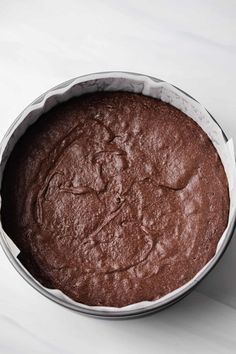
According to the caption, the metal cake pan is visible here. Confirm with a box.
[0,71,235,318]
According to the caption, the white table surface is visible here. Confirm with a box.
[1,0,236,353]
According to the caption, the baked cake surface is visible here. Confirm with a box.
[1,92,229,307]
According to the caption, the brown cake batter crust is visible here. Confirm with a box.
[1,92,229,307]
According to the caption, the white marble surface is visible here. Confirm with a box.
[1,0,236,352]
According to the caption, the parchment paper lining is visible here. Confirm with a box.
[1,72,236,313]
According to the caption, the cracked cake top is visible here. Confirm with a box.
[1,92,229,307]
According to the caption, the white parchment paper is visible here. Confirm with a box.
[1,72,236,314]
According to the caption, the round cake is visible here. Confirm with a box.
[1,92,229,307]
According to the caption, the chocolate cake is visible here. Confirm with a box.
[1,92,229,307]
